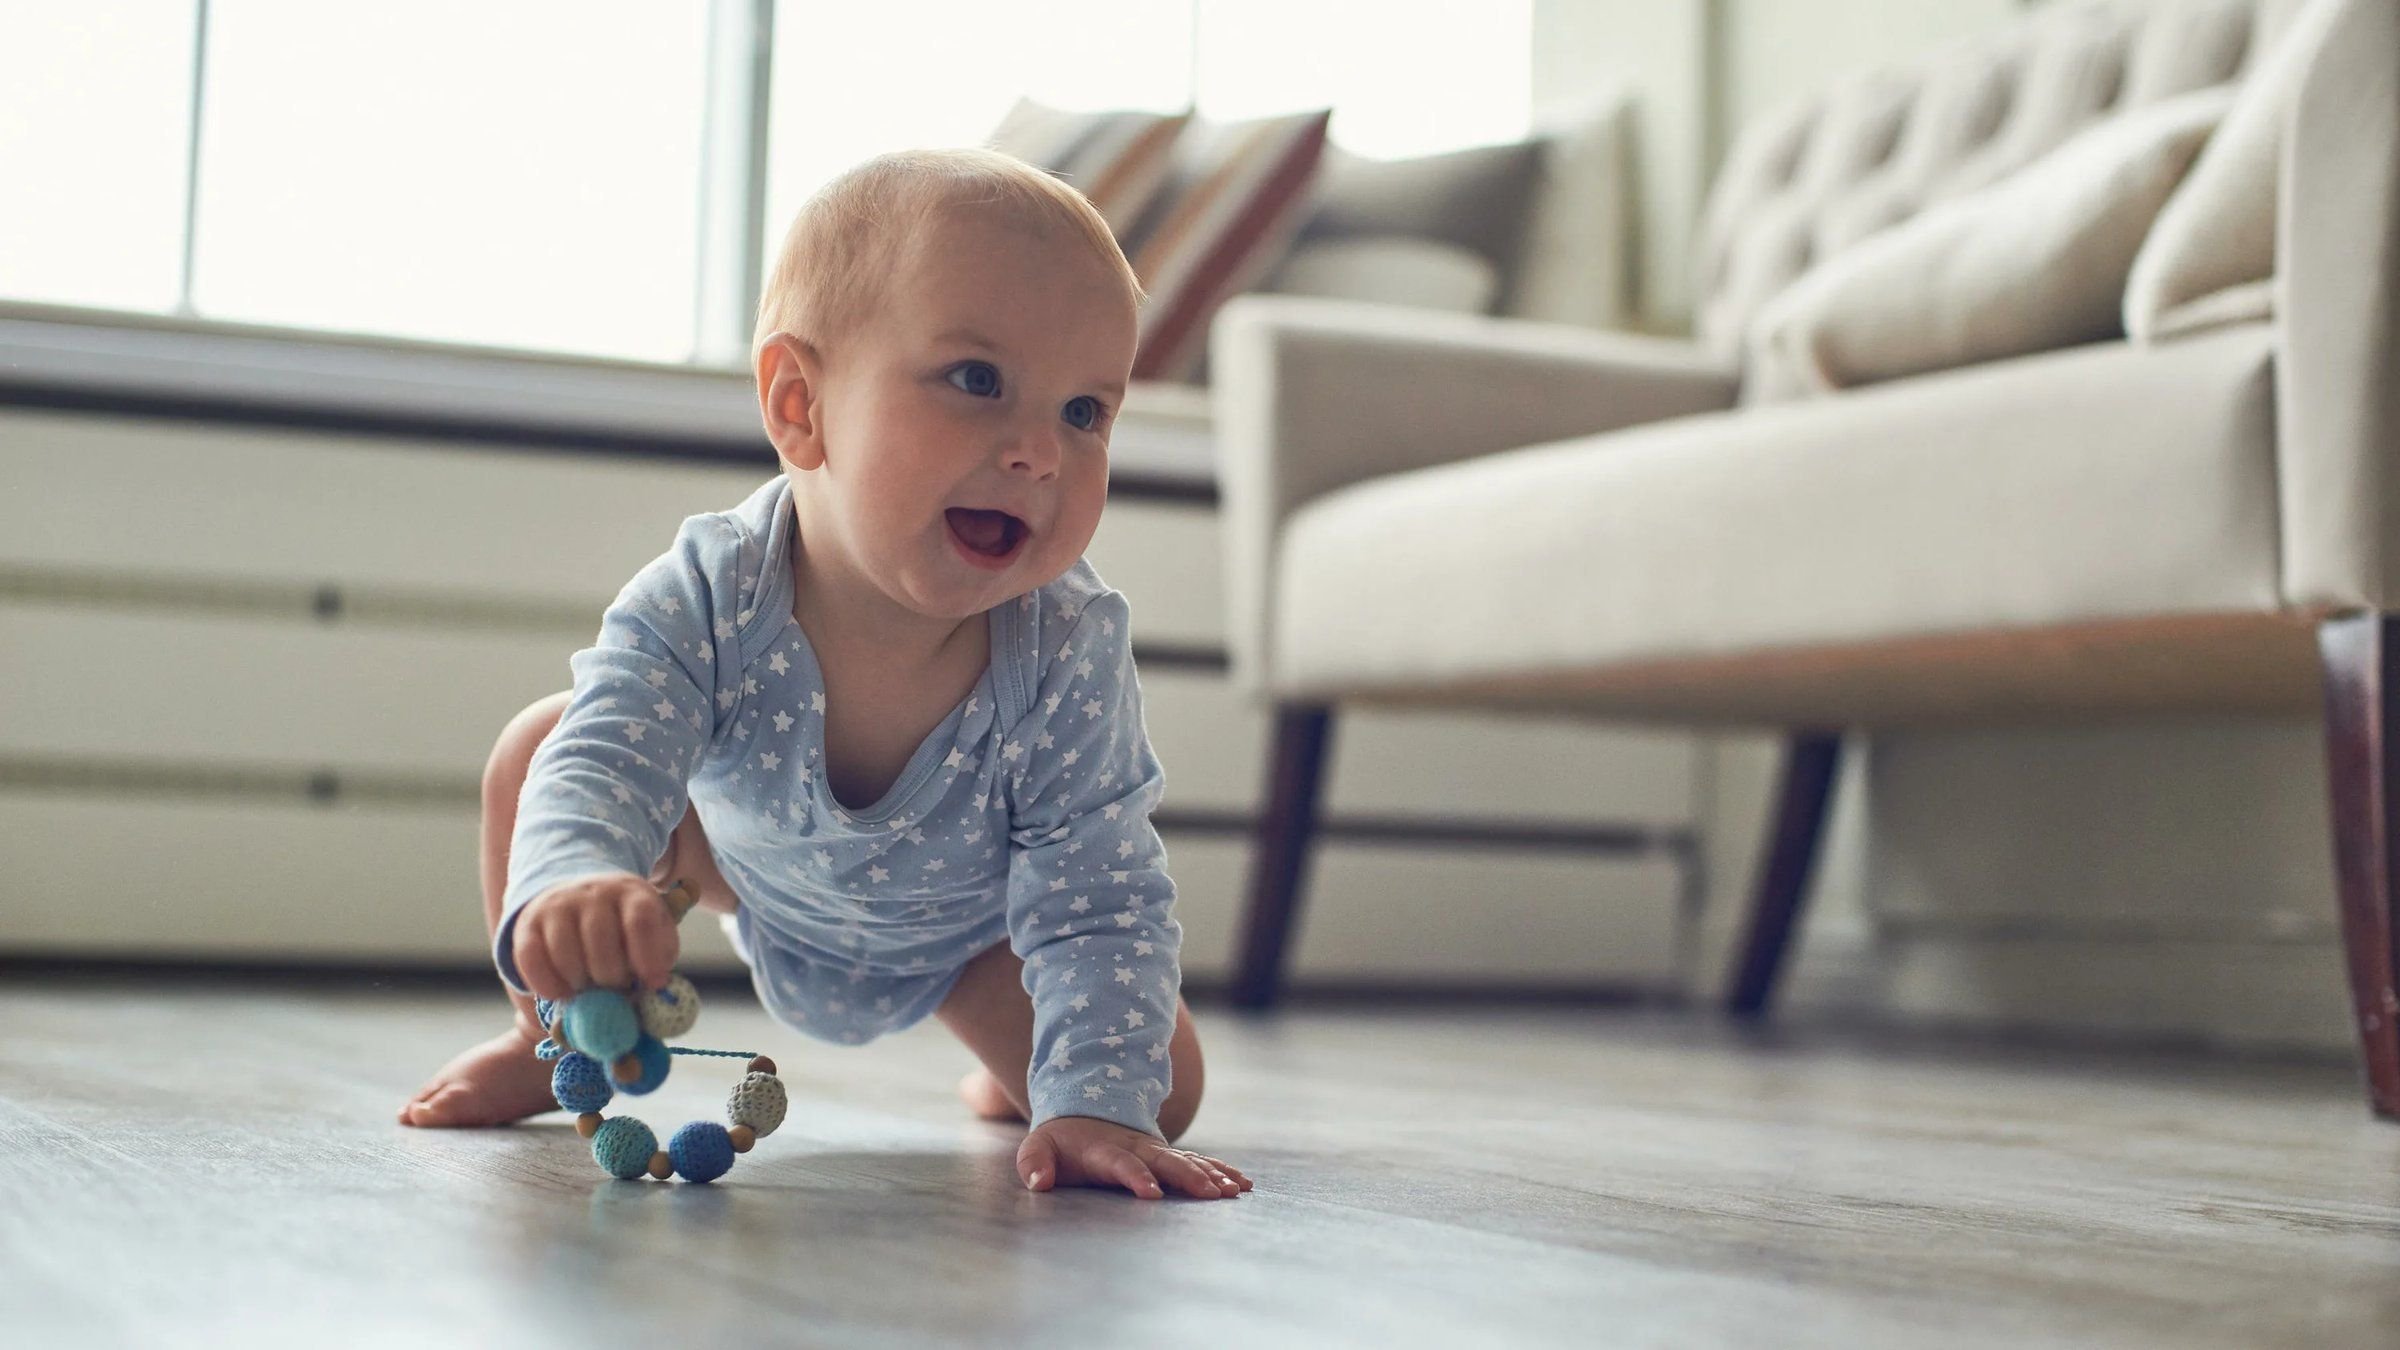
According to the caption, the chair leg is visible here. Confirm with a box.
[1724,731,1844,1018]
[1230,703,1336,1010]
[2317,614,2400,1119]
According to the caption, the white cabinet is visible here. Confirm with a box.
[1,403,1700,990]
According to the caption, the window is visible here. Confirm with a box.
[1196,0,1532,159]
[761,0,1535,247]
[759,0,1191,270]
[0,0,197,313]
[190,1,709,364]
[4,1,1533,368]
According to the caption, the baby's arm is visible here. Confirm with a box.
[499,515,747,1000]
[1002,591,1237,1197]
[1003,592,1181,1130]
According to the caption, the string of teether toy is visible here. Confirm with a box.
[531,881,788,1183]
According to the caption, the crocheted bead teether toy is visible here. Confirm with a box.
[534,881,787,1183]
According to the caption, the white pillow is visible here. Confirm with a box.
[1266,237,1501,316]
[1747,84,2234,396]
[2123,0,2340,342]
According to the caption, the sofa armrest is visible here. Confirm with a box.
[1208,295,1741,695]
[2280,0,2400,610]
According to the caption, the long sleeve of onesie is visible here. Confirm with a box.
[1003,589,1184,1135]
[493,514,748,992]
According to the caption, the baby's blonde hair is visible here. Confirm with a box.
[751,147,1141,365]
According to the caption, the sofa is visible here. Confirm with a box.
[1211,0,2400,1116]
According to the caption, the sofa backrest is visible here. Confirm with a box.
[1688,0,2260,362]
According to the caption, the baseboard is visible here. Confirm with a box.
[0,950,1687,1011]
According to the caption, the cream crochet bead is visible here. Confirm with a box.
[727,1071,788,1138]
[635,974,702,1040]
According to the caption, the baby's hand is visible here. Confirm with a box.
[512,873,680,1001]
[1017,1116,1251,1201]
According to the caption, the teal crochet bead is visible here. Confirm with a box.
[559,990,639,1062]
[550,1052,614,1115]
[615,1034,672,1096]
[669,1121,734,1183]
[590,1116,657,1180]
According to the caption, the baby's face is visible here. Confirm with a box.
[792,213,1137,621]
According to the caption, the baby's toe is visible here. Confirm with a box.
[399,1029,560,1129]
[956,1069,1026,1123]
[400,1083,468,1128]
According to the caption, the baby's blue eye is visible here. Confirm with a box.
[1062,396,1102,431]
[946,361,1001,398]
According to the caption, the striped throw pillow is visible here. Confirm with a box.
[987,99,1192,238]
[1125,109,1333,383]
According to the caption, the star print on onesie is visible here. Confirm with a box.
[495,475,1184,1136]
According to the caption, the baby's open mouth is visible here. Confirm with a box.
[946,507,1027,559]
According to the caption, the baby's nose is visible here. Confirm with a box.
[1003,425,1063,477]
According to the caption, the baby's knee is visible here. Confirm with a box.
[1157,1008,1206,1142]
[483,690,572,797]
[1158,1089,1200,1143]
[652,805,735,913]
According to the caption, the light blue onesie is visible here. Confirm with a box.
[496,476,1183,1135]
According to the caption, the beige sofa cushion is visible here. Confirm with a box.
[1265,96,1632,329]
[1267,238,1500,316]
[1746,84,2233,398]
[1270,324,2277,707]
[1288,140,1545,296]
[2123,0,2342,341]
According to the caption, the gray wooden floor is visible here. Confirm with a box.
[5,977,2400,1349]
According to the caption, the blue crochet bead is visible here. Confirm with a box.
[615,1034,672,1096]
[535,997,557,1030]
[560,991,639,1063]
[591,1116,657,1180]
[550,1052,614,1115]
[669,1121,734,1184]
[533,1037,562,1061]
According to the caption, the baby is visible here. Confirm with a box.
[399,148,1248,1202]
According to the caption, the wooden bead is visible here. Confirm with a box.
[659,879,701,922]
[728,1125,755,1153]
[576,1113,604,1139]
[647,1151,674,1181]
[613,1053,643,1084]
[746,1055,777,1076]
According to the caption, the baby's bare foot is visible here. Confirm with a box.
[398,1027,559,1128]
[957,1068,1028,1123]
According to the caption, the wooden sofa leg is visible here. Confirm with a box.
[1230,703,1336,1010]
[2318,614,2400,1119]
[1725,731,1844,1018]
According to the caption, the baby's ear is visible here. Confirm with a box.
[756,333,826,471]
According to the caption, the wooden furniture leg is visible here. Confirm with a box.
[1725,731,1844,1018]
[2317,613,2400,1119]
[1230,704,1336,1010]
